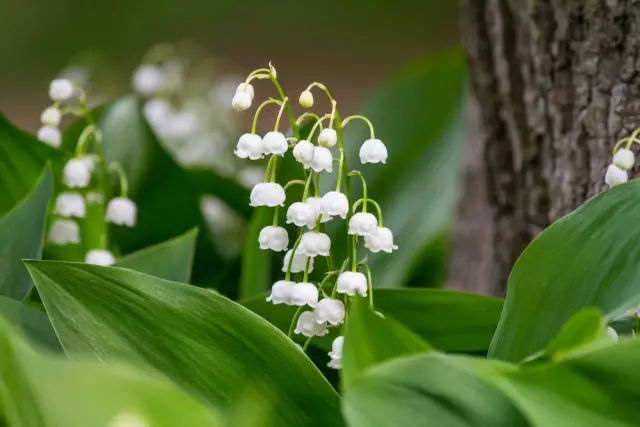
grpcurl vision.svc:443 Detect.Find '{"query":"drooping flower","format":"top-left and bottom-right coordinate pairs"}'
top-left (85, 249), bottom-right (116, 266)
top-left (232, 84), bottom-right (253, 111)
top-left (286, 202), bottom-right (317, 228)
top-left (293, 140), bottom-right (315, 167)
top-left (299, 231), bottom-right (331, 257)
top-left (132, 65), bottom-right (166, 96)
top-left (294, 311), bottom-right (328, 337)
top-left (320, 191), bottom-right (349, 219)
top-left (315, 298), bottom-right (346, 325)
top-left (605, 164), bottom-right (628, 187)
top-left (49, 79), bottom-right (74, 101)
top-left (106, 197), bottom-right (137, 227)
top-left (310, 146), bottom-right (333, 173)
top-left (318, 128), bottom-right (337, 148)
top-left (48, 219), bottom-right (80, 245)
top-left (235, 133), bottom-right (264, 160)
top-left (266, 280), bottom-right (295, 305)
top-left (613, 148), bottom-right (634, 170)
top-left (236, 82), bottom-right (255, 100)
top-left (336, 271), bottom-right (368, 297)
top-left (143, 98), bottom-right (172, 126)
top-left (327, 336), bottom-right (344, 369)
top-left (262, 131), bottom-right (288, 156)
top-left (364, 227), bottom-right (398, 253)
top-left (37, 126), bottom-right (62, 148)
top-left (258, 225), bottom-right (289, 251)
top-left (282, 249), bottom-right (314, 273)
top-left (305, 196), bottom-right (331, 223)
top-left (359, 138), bottom-right (388, 164)
top-left (249, 182), bottom-right (286, 207)
top-left (63, 157), bottom-right (94, 188)
top-left (299, 90), bottom-right (314, 108)
top-left (290, 282), bottom-right (319, 307)
top-left (54, 192), bottom-right (86, 218)
top-left (40, 106), bottom-right (62, 127)
top-left (348, 212), bottom-right (378, 236)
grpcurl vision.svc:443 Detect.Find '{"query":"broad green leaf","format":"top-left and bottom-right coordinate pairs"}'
top-left (115, 228), bottom-right (198, 283)
top-left (0, 296), bottom-right (60, 351)
top-left (0, 113), bottom-right (66, 216)
top-left (342, 296), bottom-right (431, 388)
top-left (27, 261), bottom-right (344, 427)
top-left (541, 307), bottom-right (606, 361)
top-left (243, 288), bottom-right (502, 354)
top-left (0, 318), bottom-right (222, 427)
top-left (489, 181), bottom-right (640, 362)
top-left (239, 208), bottom-right (272, 300)
top-left (342, 353), bottom-right (529, 427)
top-left (0, 166), bottom-right (52, 299)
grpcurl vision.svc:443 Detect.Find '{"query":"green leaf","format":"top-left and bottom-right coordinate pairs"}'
top-left (342, 296), bottom-right (431, 388)
top-left (0, 318), bottom-right (222, 427)
top-left (541, 307), bottom-right (606, 361)
top-left (342, 353), bottom-right (529, 427)
top-left (27, 261), bottom-right (344, 427)
top-left (489, 181), bottom-right (640, 362)
top-left (243, 288), bottom-right (503, 354)
top-left (115, 228), bottom-right (198, 283)
top-left (0, 296), bottom-right (60, 351)
top-left (239, 207), bottom-right (272, 300)
top-left (0, 166), bottom-right (52, 299)
top-left (0, 113), bottom-right (67, 216)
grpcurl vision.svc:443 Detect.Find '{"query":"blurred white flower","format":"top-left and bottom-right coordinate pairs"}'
top-left (85, 249), bottom-right (116, 266)
top-left (49, 79), bottom-right (74, 101)
top-left (310, 146), bottom-right (333, 173)
top-left (299, 231), bottom-right (331, 257)
top-left (320, 191), bottom-right (349, 219)
top-left (262, 131), bottom-right (288, 156)
top-left (290, 282), bottom-right (319, 307)
top-left (162, 109), bottom-right (201, 140)
top-left (209, 76), bottom-right (244, 109)
top-left (293, 140), bottom-right (315, 167)
top-left (143, 98), bottom-right (172, 126)
top-left (607, 326), bottom-right (619, 342)
top-left (37, 126), bottom-right (61, 148)
top-left (106, 197), bottom-right (137, 227)
top-left (238, 166), bottom-right (266, 188)
top-left (299, 90), bottom-right (314, 108)
top-left (286, 202), bottom-right (317, 228)
top-left (364, 227), bottom-right (398, 253)
top-left (282, 249), bottom-right (314, 273)
top-left (249, 183), bottom-right (286, 207)
top-left (605, 164), bottom-right (628, 187)
top-left (63, 157), bottom-right (94, 188)
top-left (337, 271), bottom-right (368, 297)
top-left (318, 128), bottom-right (337, 148)
top-left (359, 138), bottom-right (388, 164)
top-left (48, 219), bottom-right (80, 245)
top-left (108, 412), bottom-right (149, 427)
top-left (315, 298), bottom-right (345, 325)
top-left (40, 106), bottom-right (62, 127)
top-left (348, 212), bottom-right (378, 236)
top-left (235, 133), bottom-right (264, 160)
top-left (294, 311), bottom-right (328, 337)
top-left (327, 336), bottom-right (344, 369)
top-left (54, 192), bottom-right (86, 218)
top-left (266, 280), bottom-right (295, 305)
top-left (258, 225), bottom-right (289, 251)
top-left (132, 65), bottom-right (166, 96)
top-left (613, 148), bottom-right (634, 170)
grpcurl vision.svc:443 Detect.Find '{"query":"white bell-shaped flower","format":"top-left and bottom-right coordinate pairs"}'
top-left (48, 219), bottom-right (80, 245)
top-left (49, 79), bottom-right (74, 101)
top-left (258, 225), bottom-right (289, 251)
top-left (327, 336), bottom-right (344, 369)
top-left (359, 138), bottom-right (388, 164)
top-left (132, 65), bottom-right (166, 96)
top-left (299, 231), bottom-right (331, 257)
top-left (282, 249), bottom-right (314, 273)
top-left (232, 86), bottom-right (252, 111)
top-left (315, 298), bottom-right (345, 325)
top-left (293, 140), bottom-right (315, 167)
top-left (321, 191), bottom-right (349, 219)
top-left (54, 192), bottom-right (86, 218)
top-left (318, 128), bottom-right (338, 148)
top-left (85, 249), bottom-right (116, 266)
top-left (235, 133), bottom-right (264, 160)
top-left (266, 280), bottom-right (295, 305)
top-left (106, 197), bottom-right (137, 227)
top-left (328, 358), bottom-right (341, 369)
top-left (299, 90), bottom-right (314, 108)
top-left (290, 282), bottom-right (319, 307)
top-left (337, 271), bottom-right (368, 297)
top-left (613, 148), bottom-right (635, 170)
top-left (37, 126), bottom-right (61, 148)
top-left (607, 326), bottom-right (619, 342)
top-left (236, 83), bottom-right (255, 100)
top-left (294, 311), bottom-right (328, 337)
top-left (306, 197), bottom-right (330, 223)
top-left (348, 212), bottom-right (378, 236)
top-left (63, 157), bottom-right (94, 188)
top-left (605, 164), bottom-right (628, 187)
top-left (286, 202), bottom-right (317, 228)
top-left (364, 227), bottom-right (399, 253)
top-left (40, 106), bottom-right (62, 127)
top-left (249, 182), bottom-right (286, 207)
top-left (143, 98), bottom-right (171, 125)
top-left (311, 146), bottom-right (333, 173)
top-left (262, 131), bottom-right (288, 156)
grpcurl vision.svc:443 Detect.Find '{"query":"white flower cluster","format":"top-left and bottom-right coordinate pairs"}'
top-left (37, 79), bottom-right (75, 148)
top-left (605, 148), bottom-right (634, 187)
top-left (232, 65), bottom-right (398, 370)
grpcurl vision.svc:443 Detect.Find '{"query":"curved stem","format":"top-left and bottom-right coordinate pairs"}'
top-left (348, 171), bottom-right (368, 212)
top-left (328, 100), bottom-right (337, 129)
top-left (273, 97), bottom-right (289, 131)
top-left (284, 179), bottom-right (306, 191)
top-left (342, 115), bottom-right (375, 139)
top-left (302, 172), bottom-right (314, 201)
top-left (109, 163), bottom-right (129, 198)
top-left (361, 263), bottom-right (375, 311)
top-left (335, 151), bottom-right (345, 192)
top-left (302, 336), bottom-right (313, 352)
top-left (75, 124), bottom-right (97, 157)
top-left (288, 306), bottom-right (304, 338)
top-left (264, 155), bottom-right (277, 182)
top-left (352, 198), bottom-right (383, 226)
top-left (252, 99), bottom-right (282, 134)
top-left (285, 232), bottom-right (304, 281)
top-left (296, 112), bottom-right (321, 126)
top-left (269, 74), bottom-right (300, 139)
top-left (307, 114), bottom-right (332, 141)
top-left (305, 82), bottom-right (335, 103)
top-left (303, 257), bottom-right (311, 283)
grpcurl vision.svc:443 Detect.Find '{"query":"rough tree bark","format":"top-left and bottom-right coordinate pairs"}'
top-left (456, 0), bottom-right (640, 295)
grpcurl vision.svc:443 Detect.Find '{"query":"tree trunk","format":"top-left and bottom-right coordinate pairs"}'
top-left (458, 0), bottom-right (640, 295)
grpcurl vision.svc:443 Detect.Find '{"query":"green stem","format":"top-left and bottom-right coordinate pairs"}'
top-left (270, 156), bottom-right (278, 183)
top-left (348, 171), bottom-right (368, 212)
top-left (353, 198), bottom-right (383, 227)
top-left (342, 115), bottom-right (375, 139)
top-left (288, 306), bottom-right (304, 338)
top-left (285, 232), bottom-right (304, 281)
top-left (272, 206), bottom-right (280, 226)
top-left (273, 97), bottom-right (289, 131)
top-left (296, 112), bottom-right (321, 126)
top-left (270, 75), bottom-right (300, 139)
top-left (252, 99), bottom-right (282, 134)
top-left (302, 337), bottom-right (313, 351)
top-left (302, 172), bottom-right (314, 201)
top-left (303, 257), bottom-right (311, 283)
top-left (109, 163), bottom-right (129, 198)
top-left (361, 263), bottom-right (375, 311)
top-left (351, 235), bottom-right (357, 272)
top-left (264, 156), bottom-right (277, 182)
top-left (335, 151), bottom-right (345, 192)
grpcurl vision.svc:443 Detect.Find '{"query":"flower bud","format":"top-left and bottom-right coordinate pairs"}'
top-left (364, 227), bottom-right (398, 253)
top-left (282, 250), bottom-right (314, 273)
top-left (315, 298), bottom-right (345, 325)
top-left (262, 131), bottom-right (288, 156)
top-left (336, 271), bottom-right (368, 297)
top-left (613, 148), bottom-right (635, 170)
top-left (266, 280), bottom-right (295, 305)
top-left (286, 202), bottom-right (317, 228)
top-left (85, 249), bottom-right (116, 266)
top-left (48, 219), bottom-right (80, 245)
top-left (235, 133), bottom-right (264, 160)
top-left (258, 226), bottom-right (289, 251)
top-left (49, 79), bottom-right (74, 101)
top-left (37, 126), bottom-right (61, 148)
top-left (249, 183), bottom-right (286, 207)
top-left (290, 282), bottom-right (319, 307)
top-left (311, 146), bottom-right (333, 173)
top-left (40, 106), bottom-right (62, 127)
top-left (348, 212), bottom-right (378, 236)
top-left (294, 311), bottom-right (328, 337)
top-left (236, 83), bottom-right (255, 100)
top-left (54, 192), bottom-right (86, 218)
top-left (106, 197), bottom-right (137, 227)
top-left (63, 157), bottom-right (94, 188)
top-left (293, 140), bottom-right (315, 167)
top-left (604, 164), bottom-right (628, 187)
top-left (321, 191), bottom-right (349, 219)
top-left (299, 231), bottom-right (331, 257)
top-left (299, 90), bottom-right (314, 108)
top-left (359, 138), bottom-right (388, 164)
top-left (318, 128), bottom-right (338, 148)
